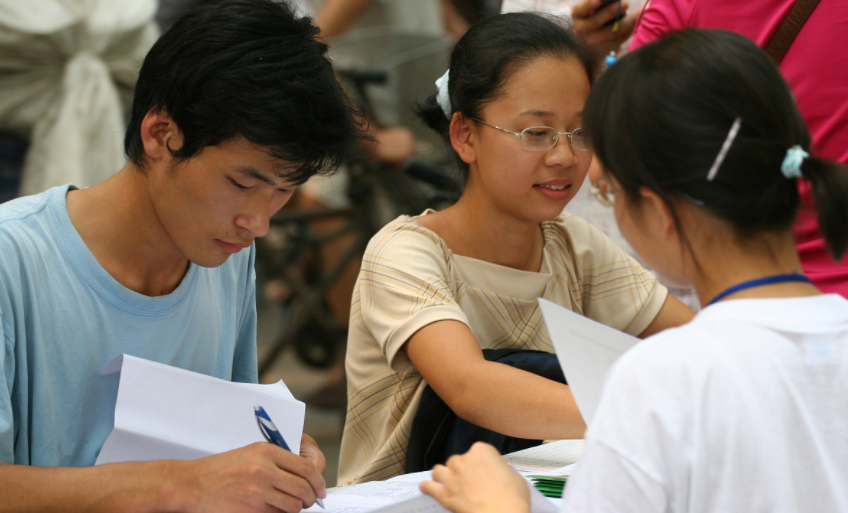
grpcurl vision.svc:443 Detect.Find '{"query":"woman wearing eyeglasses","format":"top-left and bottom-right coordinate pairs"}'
top-left (419, 29), bottom-right (848, 513)
top-left (337, 12), bottom-right (694, 486)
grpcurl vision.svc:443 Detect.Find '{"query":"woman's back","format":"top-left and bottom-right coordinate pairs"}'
top-left (565, 295), bottom-right (848, 512)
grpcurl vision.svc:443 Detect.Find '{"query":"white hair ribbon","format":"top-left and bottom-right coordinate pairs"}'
top-left (435, 70), bottom-right (451, 119)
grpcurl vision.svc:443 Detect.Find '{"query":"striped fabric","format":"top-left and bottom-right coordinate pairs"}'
top-left (338, 211), bottom-right (667, 485)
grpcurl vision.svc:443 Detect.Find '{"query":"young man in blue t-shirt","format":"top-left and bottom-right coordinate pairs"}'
top-left (0, 1), bottom-right (364, 511)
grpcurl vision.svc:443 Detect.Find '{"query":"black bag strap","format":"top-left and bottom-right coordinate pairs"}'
top-left (764, 0), bottom-right (822, 64)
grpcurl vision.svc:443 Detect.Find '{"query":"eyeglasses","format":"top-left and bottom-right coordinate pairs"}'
top-left (590, 179), bottom-right (617, 207)
top-left (591, 179), bottom-right (706, 208)
top-left (471, 118), bottom-right (591, 152)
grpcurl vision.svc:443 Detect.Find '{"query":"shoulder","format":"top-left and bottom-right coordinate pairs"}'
top-left (364, 213), bottom-right (451, 269)
top-left (0, 188), bottom-right (59, 272)
top-left (605, 313), bottom-right (768, 391)
top-left (0, 189), bottom-right (51, 235)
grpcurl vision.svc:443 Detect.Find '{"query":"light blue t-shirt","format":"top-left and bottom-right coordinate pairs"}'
top-left (0, 185), bottom-right (258, 466)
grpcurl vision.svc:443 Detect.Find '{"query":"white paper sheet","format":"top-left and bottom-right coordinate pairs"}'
top-left (362, 485), bottom-right (558, 513)
top-left (307, 466), bottom-right (561, 513)
top-left (95, 354), bottom-right (305, 465)
top-left (538, 298), bottom-right (639, 426)
top-left (504, 440), bottom-right (583, 475)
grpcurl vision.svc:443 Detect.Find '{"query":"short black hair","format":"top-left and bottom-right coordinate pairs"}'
top-left (585, 29), bottom-right (848, 261)
top-left (416, 12), bottom-right (598, 182)
top-left (125, 0), bottom-right (365, 184)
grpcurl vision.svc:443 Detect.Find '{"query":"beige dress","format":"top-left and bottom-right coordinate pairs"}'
top-left (338, 210), bottom-right (668, 484)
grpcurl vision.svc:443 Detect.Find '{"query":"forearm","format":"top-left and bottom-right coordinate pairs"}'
top-left (0, 460), bottom-right (189, 513)
top-left (315, 0), bottom-right (374, 39)
top-left (444, 361), bottom-right (586, 440)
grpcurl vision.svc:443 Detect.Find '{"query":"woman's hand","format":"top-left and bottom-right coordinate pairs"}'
top-left (420, 443), bottom-right (531, 513)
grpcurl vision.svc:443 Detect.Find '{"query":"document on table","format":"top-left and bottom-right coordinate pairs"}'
top-left (304, 468), bottom-right (559, 513)
top-left (504, 440), bottom-right (583, 475)
top-left (95, 354), bottom-right (305, 465)
top-left (304, 483), bottom-right (558, 513)
top-left (538, 298), bottom-right (640, 426)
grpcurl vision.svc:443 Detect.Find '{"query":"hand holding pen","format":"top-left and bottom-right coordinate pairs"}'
top-left (255, 405), bottom-right (326, 509)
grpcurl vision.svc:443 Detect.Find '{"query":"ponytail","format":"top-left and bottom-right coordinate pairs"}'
top-left (802, 158), bottom-right (848, 260)
top-left (415, 94), bottom-right (451, 144)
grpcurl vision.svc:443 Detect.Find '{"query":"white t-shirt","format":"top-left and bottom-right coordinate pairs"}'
top-left (563, 294), bottom-right (848, 513)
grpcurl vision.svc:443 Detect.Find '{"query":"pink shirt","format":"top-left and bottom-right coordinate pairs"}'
top-left (630, 0), bottom-right (848, 297)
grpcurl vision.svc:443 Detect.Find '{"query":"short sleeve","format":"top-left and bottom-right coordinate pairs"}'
top-left (561, 438), bottom-right (668, 513)
top-left (562, 337), bottom-right (694, 513)
top-left (0, 309), bottom-right (14, 464)
top-left (232, 245), bottom-right (258, 384)
top-left (556, 215), bottom-right (667, 336)
top-left (630, 0), bottom-right (696, 51)
top-left (358, 220), bottom-right (470, 372)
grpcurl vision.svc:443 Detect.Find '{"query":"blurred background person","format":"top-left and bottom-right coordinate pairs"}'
top-left (0, 0), bottom-right (159, 199)
top-left (630, 0), bottom-right (848, 297)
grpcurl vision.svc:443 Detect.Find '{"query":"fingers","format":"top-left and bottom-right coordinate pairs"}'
top-left (265, 444), bottom-right (326, 504)
top-left (616, 9), bottom-right (639, 41)
top-left (570, 0), bottom-right (602, 19)
top-left (299, 434), bottom-right (327, 476)
top-left (419, 479), bottom-right (446, 500)
top-left (574, 1), bottom-right (630, 31)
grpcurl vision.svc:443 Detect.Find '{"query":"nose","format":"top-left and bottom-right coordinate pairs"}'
top-left (235, 204), bottom-right (271, 239)
top-left (545, 134), bottom-right (577, 167)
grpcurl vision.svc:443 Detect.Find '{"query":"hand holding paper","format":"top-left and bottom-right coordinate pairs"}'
top-left (421, 443), bottom-right (534, 513)
top-left (95, 354), bottom-right (326, 512)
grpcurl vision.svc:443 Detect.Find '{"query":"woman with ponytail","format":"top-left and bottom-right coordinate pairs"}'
top-left (338, 12), bottom-right (694, 485)
top-left (418, 29), bottom-right (848, 513)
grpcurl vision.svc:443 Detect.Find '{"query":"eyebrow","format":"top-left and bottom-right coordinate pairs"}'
top-left (519, 110), bottom-right (584, 118)
top-left (237, 166), bottom-right (277, 186)
top-left (519, 109), bottom-right (555, 118)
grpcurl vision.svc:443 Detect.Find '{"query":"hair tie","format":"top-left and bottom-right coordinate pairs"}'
top-left (781, 145), bottom-right (808, 179)
top-left (435, 70), bottom-right (451, 119)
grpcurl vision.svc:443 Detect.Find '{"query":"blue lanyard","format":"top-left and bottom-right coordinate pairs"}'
top-left (705, 273), bottom-right (813, 307)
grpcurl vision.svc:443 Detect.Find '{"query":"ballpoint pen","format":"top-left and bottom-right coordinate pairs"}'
top-left (254, 404), bottom-right (325, 509)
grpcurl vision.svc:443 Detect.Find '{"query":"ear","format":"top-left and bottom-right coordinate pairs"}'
top-left (638, 186), bottom-right (677, 239)
top-left (140, 108), bottom-right (183, 163)
top-left (588, 155), bottom-right (604, 183)
top-left (449, 113), bottom-right (478, 165)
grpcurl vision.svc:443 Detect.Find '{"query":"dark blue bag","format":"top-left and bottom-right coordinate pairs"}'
top-left (405, 348), bottom-right (567, 473)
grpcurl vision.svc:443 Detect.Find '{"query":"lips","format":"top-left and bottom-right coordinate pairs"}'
top-left (215, 239), bottom-right (252, 254)
top-left (533, 179), bottom-right (572, 201)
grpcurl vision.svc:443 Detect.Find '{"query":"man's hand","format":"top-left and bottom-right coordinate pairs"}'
top-left (571, 0), bottom-right (639, 53)
top-left (180, 442), bottom-right (327, 513)
top-left (299, 433), bottom-right (327, 476)
top-left (420, 443), bottom-right (530, 513)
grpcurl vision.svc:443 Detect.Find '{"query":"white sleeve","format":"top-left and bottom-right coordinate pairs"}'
top-left (561, 439), bottom-right (668, 513)
top-left (560, 336), bottom-right (697, 513)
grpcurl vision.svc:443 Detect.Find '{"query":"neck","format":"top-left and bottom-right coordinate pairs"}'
top-left (689, 232), bottom-right (820, 307)
top-left (439, 184), bottom-right (544, 272)
top-left (66, 164), bottom-right (189, 296)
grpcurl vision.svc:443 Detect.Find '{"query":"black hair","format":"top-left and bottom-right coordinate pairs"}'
top-left (416, 12), bottom-right (598, 181)
top-left (585, 29), bottom-right (848, 261)
top-left (125, 0), bottom-right (366, 185)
